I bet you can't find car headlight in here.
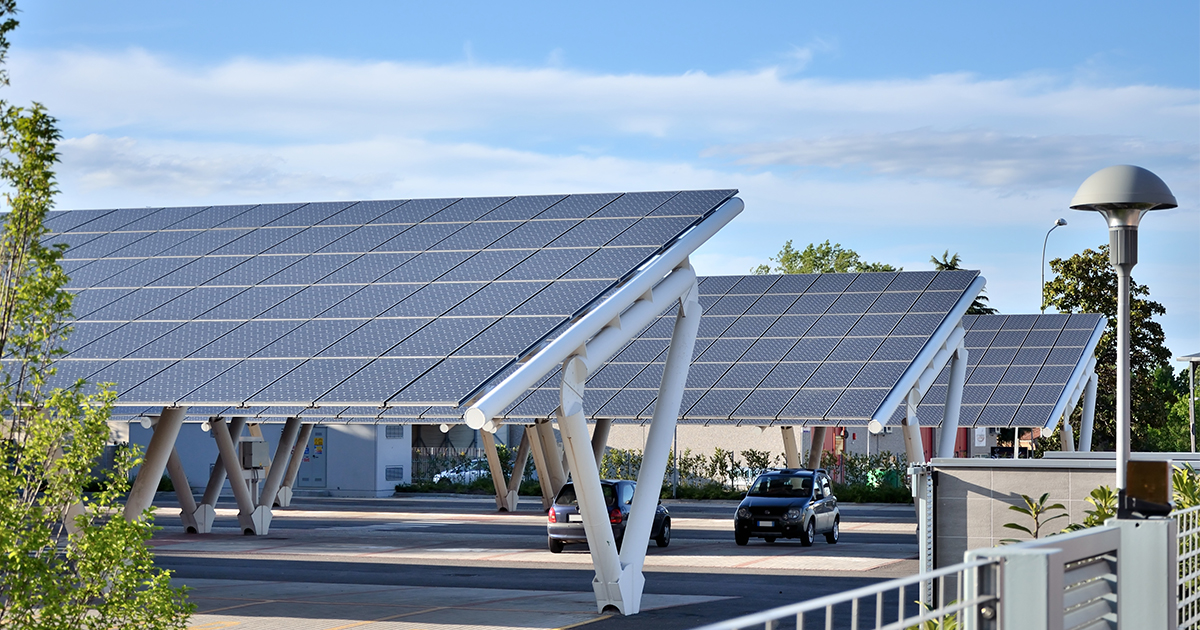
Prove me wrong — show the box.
[736,507,751,520]
[785,508,802,521]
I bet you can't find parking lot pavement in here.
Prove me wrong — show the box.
[179,578,731,630]
[153,497,917,629]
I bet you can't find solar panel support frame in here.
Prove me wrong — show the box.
[554,275,701,616]
[935,343,969,459]
[1043,320,1106,432]
[868,275,985,432]
[1078,370,1098,452]
[465,196,744,429]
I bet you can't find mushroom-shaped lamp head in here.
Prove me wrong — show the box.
[1070,165,1176,229]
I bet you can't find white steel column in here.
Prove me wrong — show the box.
[780,426,800,468]
[276,422,313,507]
[165,447,199,533]
[195,417,246,532]
[557,359,627,614]
[1079,373,1098,453]
[259,417,301,512]
[210,416,271,535]
[936,344,968,459]
[126,406,186,521]
[1061,420,1076,452]
[526,424,556,510]
[481,428,513,512]
[535,419,567,497]
[619,279,701,609]
[902,391,926,465]
[505,428,532,511]
[591,417,613,469]
[806,426,827,470]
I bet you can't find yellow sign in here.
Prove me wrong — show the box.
[314,437,324,446]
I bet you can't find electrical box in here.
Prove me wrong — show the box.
[240,439,269,469]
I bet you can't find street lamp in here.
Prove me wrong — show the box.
[1041,218,1067,314]
[1070,165,1176,512]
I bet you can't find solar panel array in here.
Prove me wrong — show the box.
[888,312,1106,428]
[490,271,980,426]
[46,190,737,421]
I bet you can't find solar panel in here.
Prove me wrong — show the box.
[497,270,980,425]
[889,312,1106,429]
[50,191,737,411]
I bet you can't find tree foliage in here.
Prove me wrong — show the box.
[753,240,899,275]
[929,250,997,315]
[0,4,192,627]
[1042,244,1175,452]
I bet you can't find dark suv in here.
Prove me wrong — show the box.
[734,469,839,546]
[547,480,671,553]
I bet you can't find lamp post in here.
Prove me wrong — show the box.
[1178,353,1200,453]
[1041,218,1067,313]
[1070,165,1176,510]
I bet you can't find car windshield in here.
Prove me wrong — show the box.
[748,474,813,498]
[555,483,617,506]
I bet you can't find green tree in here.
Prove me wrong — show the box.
[1042,245,1175,452]
[929,250,998,315]
[0,4,193,627]
[753,239,899,274]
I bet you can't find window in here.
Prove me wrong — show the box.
[385,425,404,439]
[620,483,634,505]
[385,466,404,481]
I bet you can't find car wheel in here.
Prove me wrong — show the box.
[548,537,564,554]
[735,531,749,546]
[764,536,776,544]
[800,518,815,547]
[655,521,671,548]
[825,518,839,544]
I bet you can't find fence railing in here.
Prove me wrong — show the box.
[696,520,1176,630]
[692,559,1001,630]
[1176,505,1200,629]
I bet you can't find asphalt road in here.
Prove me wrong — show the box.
[151,493,919,629]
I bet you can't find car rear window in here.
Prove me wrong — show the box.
[555,483,617,506]
[748,474,813,498]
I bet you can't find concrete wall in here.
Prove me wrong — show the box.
[931,458,1115,569]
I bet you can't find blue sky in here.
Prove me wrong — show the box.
[8,1,1200,357]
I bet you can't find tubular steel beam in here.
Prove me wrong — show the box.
[165,446,199,533]
[126,406,186,521]
[807,427,827,470]
[526,423,556,510]
[780,426,800,469]
[1079,373,1098,453]
[936,342,968,459]
[277,422,314,507]
[259,417,301,510]
[591,417,613,470]
[210,416,270,535]
[619,279,701,592]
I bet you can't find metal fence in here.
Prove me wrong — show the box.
[1177,505,1200,629]
[695,522,1155,630]
[692,559,1000,630]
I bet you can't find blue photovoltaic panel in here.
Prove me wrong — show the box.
[49,191,737,410]
[884,312,1106,428]
[497,270,980,424]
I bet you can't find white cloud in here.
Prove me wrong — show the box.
[8,49,1196,147]
[713,129,1197,190]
